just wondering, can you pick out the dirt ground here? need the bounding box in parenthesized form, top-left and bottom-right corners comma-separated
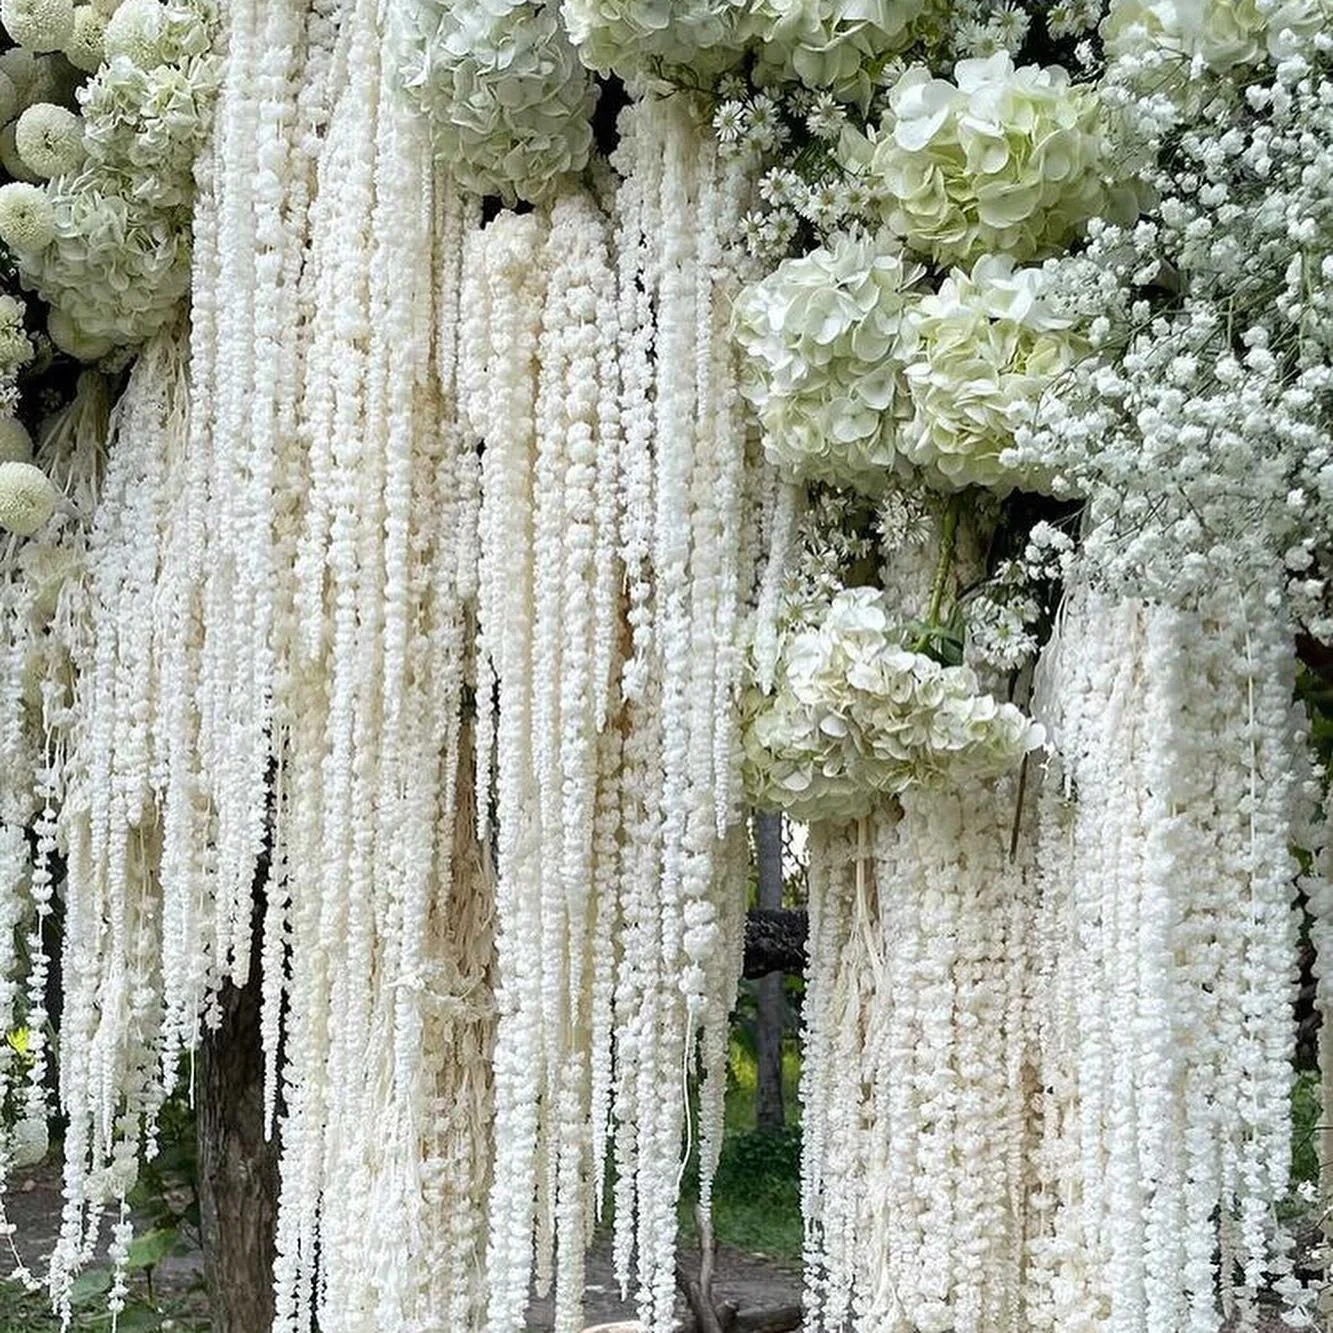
(0, 1161, 1304, 1332)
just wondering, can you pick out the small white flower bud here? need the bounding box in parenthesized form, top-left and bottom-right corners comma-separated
(0, 459, 58, 536)
(0, 180, 53, 250)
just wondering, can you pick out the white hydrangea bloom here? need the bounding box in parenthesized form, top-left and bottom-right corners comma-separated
(64, 4, 109, 71)
(560, 0, 748, 83)
(743, 585, 1042, 822)
(0, 179, 57, 250)
(48, 305, 112, 359)
(733, 229, 923, 491)
(1102, 0, 1331, 70)
(0, 415, 33, 463)
(103, 0, 212, 69)
(0, 459, 58, 535)
(750, 0, 932, 105)
(15, 102, 85, 178)
(844, 52, 1114, 265)
(20, 175, 192, 343)
(397, 0, 595, 206)
(78, 53, 220, 207)
(901, 254, 1085, 492)
(1, 0, 74, 52)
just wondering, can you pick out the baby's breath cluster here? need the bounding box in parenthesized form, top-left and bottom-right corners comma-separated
(743, 584, 1042, 822)
(1015, 35, 1333, 629)
(397, 0, 595, 206)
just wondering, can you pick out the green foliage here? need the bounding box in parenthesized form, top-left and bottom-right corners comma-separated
(1292, 1069, 1322, 1187)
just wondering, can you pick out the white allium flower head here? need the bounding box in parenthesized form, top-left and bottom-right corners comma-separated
(64, 4, 108, 70)
(0, 180, 55, 249)
(48, 306, 113, 360)
(0, 121, 40, 181)
(0, 459, 58, 535)
(0, 416, 33, 464)
(1, 0, 74, 52)
(15, 102, 85, 177)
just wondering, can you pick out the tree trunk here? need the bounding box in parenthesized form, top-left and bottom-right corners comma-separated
(198, 918, 281, 1333)
(752, 812, 786, 1134)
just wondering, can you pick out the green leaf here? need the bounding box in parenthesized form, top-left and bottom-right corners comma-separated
(126, 1228, 177, 1271)
(67, 1267, 113, 1308)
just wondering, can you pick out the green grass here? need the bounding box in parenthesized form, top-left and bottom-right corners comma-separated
(678, 1036, 805, 1262)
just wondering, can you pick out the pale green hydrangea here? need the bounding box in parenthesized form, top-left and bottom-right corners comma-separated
(79, 53, 220, 207)
(48, 305, 113, 359)
(1102, 0, 1331, 69)
(733, 229, 923, 491)
(0, 179, 57, 249)
(743, 585, 1042, 822)
(842, 52, 1112, 266)
(19, 175, 192, 343)
(102, 0, 213, 69)
(14, 101, 84, 178)
(749, 0, 933, 106)
(560, 0, 749, 83)
(901, 254, 1085, 492)
(398, 0, 594, 206)
(1, 0, 74, 53)
(0, 459, 58, 536)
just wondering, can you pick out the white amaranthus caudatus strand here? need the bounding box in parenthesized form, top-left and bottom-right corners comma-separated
(1026, 583, 1319, 1333)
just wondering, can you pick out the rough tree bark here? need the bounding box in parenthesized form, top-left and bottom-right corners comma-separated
(198, 904, 281, 1333)
(752, 812, 787, 1133)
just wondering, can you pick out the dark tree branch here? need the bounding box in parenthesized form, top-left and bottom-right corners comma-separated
(742, 908, 807, 980)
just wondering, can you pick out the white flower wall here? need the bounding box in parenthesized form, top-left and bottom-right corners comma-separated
(0, 0, 1326, 1331)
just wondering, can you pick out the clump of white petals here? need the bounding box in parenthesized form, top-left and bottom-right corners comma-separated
(14, 102, 84, 178)
(0, 460, 56, 535)
(743, 585, 1042, 822)
(901, 254, 1085, 492)
(560, 0, 749, 83)
(843, 52, 1115, 265)
(397, 0, 595, 206)
(733, 229, 922, 491)
(1, 0, 74, 53)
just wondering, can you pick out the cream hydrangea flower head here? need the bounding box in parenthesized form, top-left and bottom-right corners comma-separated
(398, 0, 595, 206)
(15, 102, 85, 178)
(1, 0, 74, 52)
(733, 228, 923, 491)
(47, 304, 115, 360)
(64, 4, 109, 71)
(743, 585, 1042, 821)
(103, 0, 211, 68)
(901, 254, 1086, 492)
(0, 180, 56, 250)
(0, 415, 33, 463)
(560, 0, 749, 83)
(1102, 0, 1330, 69)
(843, 52, 1111, 266)
(0, 459, 58, 535)
(750, 0, 932, 106)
